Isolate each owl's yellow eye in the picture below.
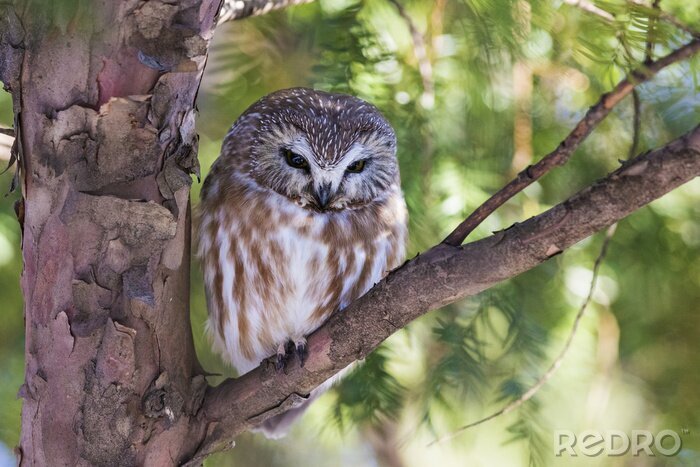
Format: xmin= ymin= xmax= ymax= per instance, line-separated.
xmin=346 ymin=160 xmax=366 ymax=173
xmin=282 ymin=148 xmax=309 ymax=170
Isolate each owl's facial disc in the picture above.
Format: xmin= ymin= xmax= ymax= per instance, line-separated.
xmin=251 ymin=122 xmax=397 ymax=213
xmin=276 ymin=139 xmax=350 ymax=211
xmin=242 ymin=89 xmax=399 ymax=212
xmin=281 ymin=141 xmax=395 ymax=212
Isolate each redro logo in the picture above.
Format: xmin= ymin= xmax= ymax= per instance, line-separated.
xmin=553 ymin=430 xmax=682 ymax=457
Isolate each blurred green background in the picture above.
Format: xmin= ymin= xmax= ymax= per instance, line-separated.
xmin=1 ymin=0 xmax=700 ymax=465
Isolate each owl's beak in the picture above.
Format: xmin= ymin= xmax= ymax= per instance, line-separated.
xmin=314 ymin=183 xmax=333 ymax=209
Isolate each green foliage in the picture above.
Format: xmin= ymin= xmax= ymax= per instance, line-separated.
xmin=1 ymin=0 xmax=700 ymax=465
xmin=332 ymin=347 xmax=407 ymax=430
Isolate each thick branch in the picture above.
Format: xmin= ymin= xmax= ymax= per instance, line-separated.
xmin=189 ymin=126 xmax=700 ymax=460
xmin=442 ymin=38 xmax=700 ymax=246
xmin=218 ymin=0 xmax=315 ymax=23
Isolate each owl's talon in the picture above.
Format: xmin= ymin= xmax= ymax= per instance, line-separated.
xmin=295 ymin=339 xmax=308 ymax=367
xmin=275 ymin=351 xmax=286 ymax=372
xmin=275 ymin=340 xmax=296 ymax=372
xmin=276 ymin=342 xmax=288 ymax=372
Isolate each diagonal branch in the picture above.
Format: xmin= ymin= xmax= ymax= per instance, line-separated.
xmin=441 ymin=38 xmax=700 ymax=246
xmin=186 ymin=125 xmax=700 ymax=462
xmin=563 ymin=0 xmax=615 ymax=22
xmin=218 ymin=0 xmax=315 ymax=23
xmin=565 ymin=0 xmax=700 ymax=38
xmin=628 ymin=0 xmax=700 ymax=39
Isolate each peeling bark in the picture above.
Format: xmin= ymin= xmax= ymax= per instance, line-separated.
xmin=1 ymin=1 xmax=219 ymax=464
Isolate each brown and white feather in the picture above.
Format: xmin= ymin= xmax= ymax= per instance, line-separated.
xmin=197 ymin=88 xmax=407 ymax=435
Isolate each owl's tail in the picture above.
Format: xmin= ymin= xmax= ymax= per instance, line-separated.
xmin=254 ymin=365 xmax=354 ymax=439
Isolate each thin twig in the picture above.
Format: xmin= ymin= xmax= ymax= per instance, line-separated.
xmin=565 ymin=0 xmax=700 ymax=38
xmin=442 ymin=38 xmax=700 ymax=246
xmin=656 ymin=11 xmax=700 ymax=38
xmin=644 ymin=0 xmax=661 ymax=62
xmin=0 ymin=127 xmax=14 ymax=137
xmin=218 ymin=0 xmax=315 ymax=23
xmin=429 ymin=224 xmax=618 ymax=446
xmin=628 ymin=0 xmax=700 ymax=39
xmin=563 ymin=0 xmax=615 ymax=22
xmin=626 ymin=0 xmax=658 ymax=160
xmin=387 ymin=0 xmax=435 ymax=109
xmin=629 ymin=89 xmax=641 ymax=159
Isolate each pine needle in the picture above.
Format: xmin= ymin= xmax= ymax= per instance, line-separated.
xmin=429 ymin=224 xmax=617 ymax=447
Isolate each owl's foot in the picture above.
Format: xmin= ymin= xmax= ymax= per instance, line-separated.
xmin=276 ymin=340 xmax=295 ymax=372
xmin=294 ymin=337 xmax=308 ymax=367
xmin=275 ymin=337 xmax=309 ymax=371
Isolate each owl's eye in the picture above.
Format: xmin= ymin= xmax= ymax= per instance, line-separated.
xmin=346 ymin=160 xmax=366 ymax=173
xmin=282 ymin=148 xmax=309 ymax=170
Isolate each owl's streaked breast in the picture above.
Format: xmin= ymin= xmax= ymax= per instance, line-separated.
xmin=199 ymin=173 xmax=406 ymax=375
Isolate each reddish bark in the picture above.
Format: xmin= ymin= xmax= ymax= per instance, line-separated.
xmin=1 ymin=1 xmax=219 ymax=464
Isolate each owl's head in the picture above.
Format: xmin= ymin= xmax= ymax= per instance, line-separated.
xmin=223 ymin=88 xmax=400 ymax=212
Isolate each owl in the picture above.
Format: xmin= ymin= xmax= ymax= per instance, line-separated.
xmin=197 ymin=87 xmax=407 ymax=437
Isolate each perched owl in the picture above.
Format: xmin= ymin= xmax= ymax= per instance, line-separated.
xmin=198 ymin=88 xmax=407 ymax=437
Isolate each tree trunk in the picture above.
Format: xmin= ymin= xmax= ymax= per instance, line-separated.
xmin=1 ymin=1 xmax=218 ymax=464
